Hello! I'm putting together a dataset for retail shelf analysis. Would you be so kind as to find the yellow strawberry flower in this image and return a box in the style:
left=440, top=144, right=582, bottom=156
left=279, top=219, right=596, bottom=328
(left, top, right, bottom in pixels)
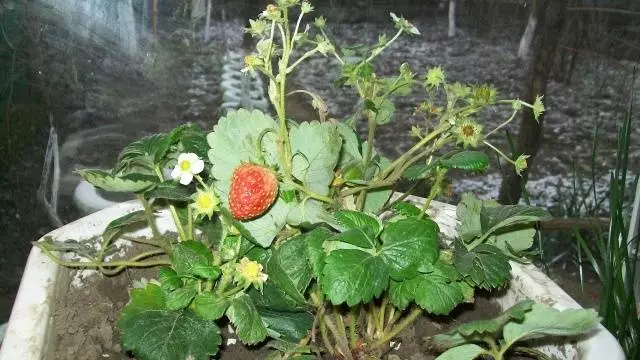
left=191, top=189, right=219, bottom=219
left=235, top=257, right=268, bottom=291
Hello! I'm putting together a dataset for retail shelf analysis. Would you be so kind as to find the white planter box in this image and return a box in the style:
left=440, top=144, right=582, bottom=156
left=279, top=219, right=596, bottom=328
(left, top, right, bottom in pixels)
left=0, top=197, right=625, bottom=360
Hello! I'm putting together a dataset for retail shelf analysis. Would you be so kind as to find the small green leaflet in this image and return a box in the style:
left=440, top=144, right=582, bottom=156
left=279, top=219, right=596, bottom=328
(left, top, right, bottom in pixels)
left=227, top=294, right=269, bottom=345
left=144, top=182, right=192, bottom=201
left=454, top=243, right=511, bottom=289
left=102, top=210, right=147, bottom=246
left=434, top=344, right=485, bottom=360
left=362, top=188, right=392, bottom=214
left=158, top=268, right=181, bottom=291
left=374, top=99, right=395, bottom=125
left=171, top=241, right=215, bottom=278
left=440, top=151, right=489, bottom=171
left=290, top=121, right=342, bottom=196
left=392, top=201, right=422, bottom=218
left=334, top=210, right=382, bottom=240
left=306, top=227, right=333, bottom=279
left=241, top=198, right=291, bottom=247
left=480, top=205, right=551, bottom=234
left=277, top=235, right=314, bottom=293
left=456, top=193, right=484, bottom=243
left=412, top=270, right=465, bottom=315
left=118, top=284, right=221, bottom=360
left=193, top=291, right=229, bottom=320
left=502, top=303, right=600, bottom=344
left=450, top=300, right=535, bottom=337
left=489, top=227, right=537, bottom=256
left=321, top=249, right=389, bottom=306
left=258, top=309, right=314, bottom=343
left=336, top=122, right=363, bottom=168
left=77, top=169, right=157, bottom=193
left=117, top=133, right=173, bottom=169
left=165, top=284, right=197, bottom=311
left=379, top=218, right=440, bottom=280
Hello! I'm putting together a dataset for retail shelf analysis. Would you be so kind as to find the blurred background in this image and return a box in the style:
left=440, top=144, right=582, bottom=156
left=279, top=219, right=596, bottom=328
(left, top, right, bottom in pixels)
left=0, top=0, right=638, bottom=335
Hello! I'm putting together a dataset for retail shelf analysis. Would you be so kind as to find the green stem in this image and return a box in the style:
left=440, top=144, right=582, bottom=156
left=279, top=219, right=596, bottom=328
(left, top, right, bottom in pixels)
left=365, top=28, right=403, bottom=63
left=324, top=313, right=353, bottom=360
left=215, top=273, right=232, bottom=296
left=187, top=205, right=194, bottom=240
left=349, top=306, right=358, bottom=349
left=371, top=307, right=422, bottom=350
left=376, top=296, right=388, bottom=338
left=38, top=246, right=169, bottom=272
left=285, top=181, right=335, bottom=204
left=120, top=234, right=165, bottom=248
left=319, top=310, right=335, bottom=356
left=286, top=48, right=319, bottom=73
left=419, top=169, right=445, bottom=219
left=485, top=108, right=518, bottom=138
left=483, top=140, right=516, bottom=165
left=139, top=195, right=161, bottom=239
left=509, top=346, right=553, bottom=360
left=153, top=166, right=188, bottom=242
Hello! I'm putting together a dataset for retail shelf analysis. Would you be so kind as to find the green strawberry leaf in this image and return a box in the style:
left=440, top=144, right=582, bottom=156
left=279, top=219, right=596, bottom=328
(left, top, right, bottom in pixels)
left=480, top=205, right=551, bottom=234
left=290, top=121, right=342, bottom=196
left=286, top=199, right=335, bottom=228
left=403, top=163, right=437, bottom=180
left=171, top=241, right=214, bottom=278
left=158, top=268, right=181, bottom=291
left=454, top=243, right=511, bottom=289
left=179, top=126, right=210, bottom=161
left=334, top=210, right=382, bottom=240
left=440, top=151, right=489, bottom=171
left=374, top=99, right=395, bottom=124
left=379, top=218, right=440, bottom=280
left=306, top=228, right=333, bottom=279
left=434, top=344, right=486, bottom=360
left=323, top=229, right=377, bottom=253
left=117, top=133, right=173, bottom=169
left=77, top=169, right=157, bottom=193
left=258, top=309, right=314, bottom=343
left=389, top=278, right=417, bottom=311
left=144, top=182, right=193, bottom=201
left=321, top=249, right=389, bottom=306
left=336, top=122, right=363, bottom=169
left=488, top=227, right=537, bottom=256
left=363, top=188, right=393, bottom=214
left=118, top=284, right=221, bottom=360
left=453, top=300, right=535, bottom=337
left=102, top=210, right=147, bottom=246
left=277, top=235, right=314, bottom=293
left=456, top=193, right=483, bottom=243
left=165, top=284, right=197, bottom=311
left=241, top=198, right=292, bottom=247
left=227, top=294, right=269, bottom=345
left=412, top=268, right=465, bottom=315
left=503, top=303, right=600, bottom=345
left=392, top=201, right=423, bottom=218
left=193, top=291, right=229, bottom=320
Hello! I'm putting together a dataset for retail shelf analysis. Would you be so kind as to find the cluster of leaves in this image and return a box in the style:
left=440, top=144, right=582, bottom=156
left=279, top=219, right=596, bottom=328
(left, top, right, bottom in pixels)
left=429, top=300, right=600, bottom=360
left=35, top=1, right=601, bottom=360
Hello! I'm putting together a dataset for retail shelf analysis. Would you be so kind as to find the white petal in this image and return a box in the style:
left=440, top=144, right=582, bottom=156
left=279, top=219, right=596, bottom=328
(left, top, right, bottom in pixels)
left=191, top=159, right=204, bottom=174
left=184, top=152, right=199, bottom=163
left=177, top=153, right=189, bottom=163
left=179, top=172, right=193, bottom=185
left=170, top=165, right=182, bottom=180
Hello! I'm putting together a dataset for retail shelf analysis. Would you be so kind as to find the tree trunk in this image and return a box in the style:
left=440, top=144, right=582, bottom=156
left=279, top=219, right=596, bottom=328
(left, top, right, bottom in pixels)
left=448, top=0, right=456, bottom=38
left=152, top=0, right=158, bottom=35
left=498, top=0, right=569, bottom=205
left=517, top=0, right=538, bottom=59
left=204, top=0, right=212, bottom=43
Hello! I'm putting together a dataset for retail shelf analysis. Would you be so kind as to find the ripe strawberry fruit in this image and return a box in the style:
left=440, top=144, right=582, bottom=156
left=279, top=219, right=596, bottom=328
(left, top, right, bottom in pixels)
left=229, top=163, right=279, bottom=220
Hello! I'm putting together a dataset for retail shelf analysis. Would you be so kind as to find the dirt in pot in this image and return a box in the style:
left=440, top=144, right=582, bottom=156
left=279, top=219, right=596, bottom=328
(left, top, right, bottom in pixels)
left=389, top=294, right=534, bottom=360
left=50, top=242, right=270, bottom=360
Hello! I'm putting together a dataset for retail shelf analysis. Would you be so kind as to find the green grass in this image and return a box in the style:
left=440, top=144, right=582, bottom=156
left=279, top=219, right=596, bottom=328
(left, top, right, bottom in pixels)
left=574, top=69, right=639, bottom=359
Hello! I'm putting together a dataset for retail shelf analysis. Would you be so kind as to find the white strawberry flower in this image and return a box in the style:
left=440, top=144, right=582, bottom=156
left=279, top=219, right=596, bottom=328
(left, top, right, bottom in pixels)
left=171, top=153, right=204, bottom=185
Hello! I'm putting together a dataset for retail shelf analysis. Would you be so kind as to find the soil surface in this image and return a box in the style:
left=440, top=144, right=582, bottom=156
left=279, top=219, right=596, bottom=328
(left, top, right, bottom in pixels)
left=53, top=263, right=533, bottom=360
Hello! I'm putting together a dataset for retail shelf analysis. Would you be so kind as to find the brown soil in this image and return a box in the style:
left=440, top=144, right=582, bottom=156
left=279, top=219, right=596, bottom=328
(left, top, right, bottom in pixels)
left=52, top=261, right=533, bottom=360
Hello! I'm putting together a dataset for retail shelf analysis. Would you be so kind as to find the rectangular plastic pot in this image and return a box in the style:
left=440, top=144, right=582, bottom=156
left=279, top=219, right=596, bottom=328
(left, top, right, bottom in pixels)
left=0, top=197, right=625, bottom=359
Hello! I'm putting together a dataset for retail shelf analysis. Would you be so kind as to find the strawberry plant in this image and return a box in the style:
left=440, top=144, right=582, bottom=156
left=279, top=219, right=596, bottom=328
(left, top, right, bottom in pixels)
left=36, top=1, right=600, bottom=359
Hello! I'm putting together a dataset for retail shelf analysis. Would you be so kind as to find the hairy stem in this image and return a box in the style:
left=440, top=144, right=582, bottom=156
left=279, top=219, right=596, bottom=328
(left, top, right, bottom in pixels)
left=371, top=307, right=422, bottom=350
left=153, top=166, right=188, bottom=242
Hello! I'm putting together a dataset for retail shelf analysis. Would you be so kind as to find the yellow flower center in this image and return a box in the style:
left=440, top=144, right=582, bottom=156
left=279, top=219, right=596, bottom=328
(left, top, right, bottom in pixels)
left=461, top=125, right=475, bottom=137
left=180, top=160, right=191, bottom=171
left=196, top=193, right=213, bottom=209
left=242, top=261, right=262, bottom=282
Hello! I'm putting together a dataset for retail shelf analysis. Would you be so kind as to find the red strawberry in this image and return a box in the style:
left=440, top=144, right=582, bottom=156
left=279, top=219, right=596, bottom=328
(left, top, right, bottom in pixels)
left=229, top=163, right=279, bottom=220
